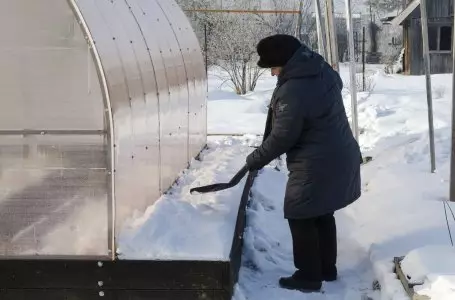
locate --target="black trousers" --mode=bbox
[287,213,337,282]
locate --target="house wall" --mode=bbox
[407,0,453,75]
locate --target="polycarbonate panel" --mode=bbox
[133,0,186,191]
[124,0,170,193]
[0,0,104,131]
[151,1,190,172]
[0,134,108,257]
[156,0,207,159]
[96,0,161,229]
[0,0,109,257]
[111,0,161,212]
[0,0,206,258]
[92,0,142,232]
[168,0,208,153]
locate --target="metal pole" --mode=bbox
[183,9,301,13]
[295,0,303,39]
[314,0,327,59]
[419,0,436,173]
[323,0,333,66]
[362,26,366,91]
[449,0,455,201]
[326,0,339,71]
[204,22,208,76]
[345,0,359,142]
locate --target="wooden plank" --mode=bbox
[390,0,421,26]
[404,25,411,74]
[393,257,431,300]
[104,260,226,290]
[0,289,230,300]
[430,53,453,74]
[0,259,226,290]
[427,0,452,18]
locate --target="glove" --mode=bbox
[246,152,261,172]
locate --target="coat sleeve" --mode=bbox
[246,86,305,170]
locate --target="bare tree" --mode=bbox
[205,6,266,94]
[178,0,307,95]
[364,0,402,14]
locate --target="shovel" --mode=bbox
[190,164,249,195]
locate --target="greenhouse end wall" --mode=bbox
[0,0,207,258]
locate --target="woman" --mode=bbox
[246,34,362,293]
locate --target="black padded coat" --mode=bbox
[246,45,362,219]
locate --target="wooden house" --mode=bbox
[390,0,453,75]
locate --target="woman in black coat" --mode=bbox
[246,34,362,293]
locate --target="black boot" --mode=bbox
[323,266,337,282]
[279,274,322,292]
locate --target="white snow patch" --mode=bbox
[117,136,258,260]
[342,69,455,300]
[207,66,275,135]
[400,245,455,299]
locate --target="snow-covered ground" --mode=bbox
[205,64,455,299]
[117,136,258,260]
[117,62,455,299]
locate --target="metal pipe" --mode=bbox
[295,0,303,39]
[183,9,300,14]
[362,27,366,91]
[326,0,339,71]
[314,0,327,59]
[449,0,455,200]
[323,0,333,65]
[419,0,436,173]
[345,0,359,142]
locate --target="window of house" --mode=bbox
[428,26,438,50]
[440,26,452,51]
[428,25,452,52]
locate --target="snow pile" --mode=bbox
[117,136,259,260]
[400,245,455,299]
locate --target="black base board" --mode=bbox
[0,259,230,300]
[0,290,231,300]
[0,289,230,300]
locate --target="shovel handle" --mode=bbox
[190,164,249,194]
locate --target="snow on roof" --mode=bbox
[390,0,420,26]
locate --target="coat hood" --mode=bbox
[278,45,326,84]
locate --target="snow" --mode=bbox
[207,68,274,135]
[345,70,455,300]
[116,60,455,299]
[401,245,455,299]
[205,65,455,299]
[233,165,378,299]
[117,136,258,260]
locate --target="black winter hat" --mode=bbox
[256,34,302,68]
